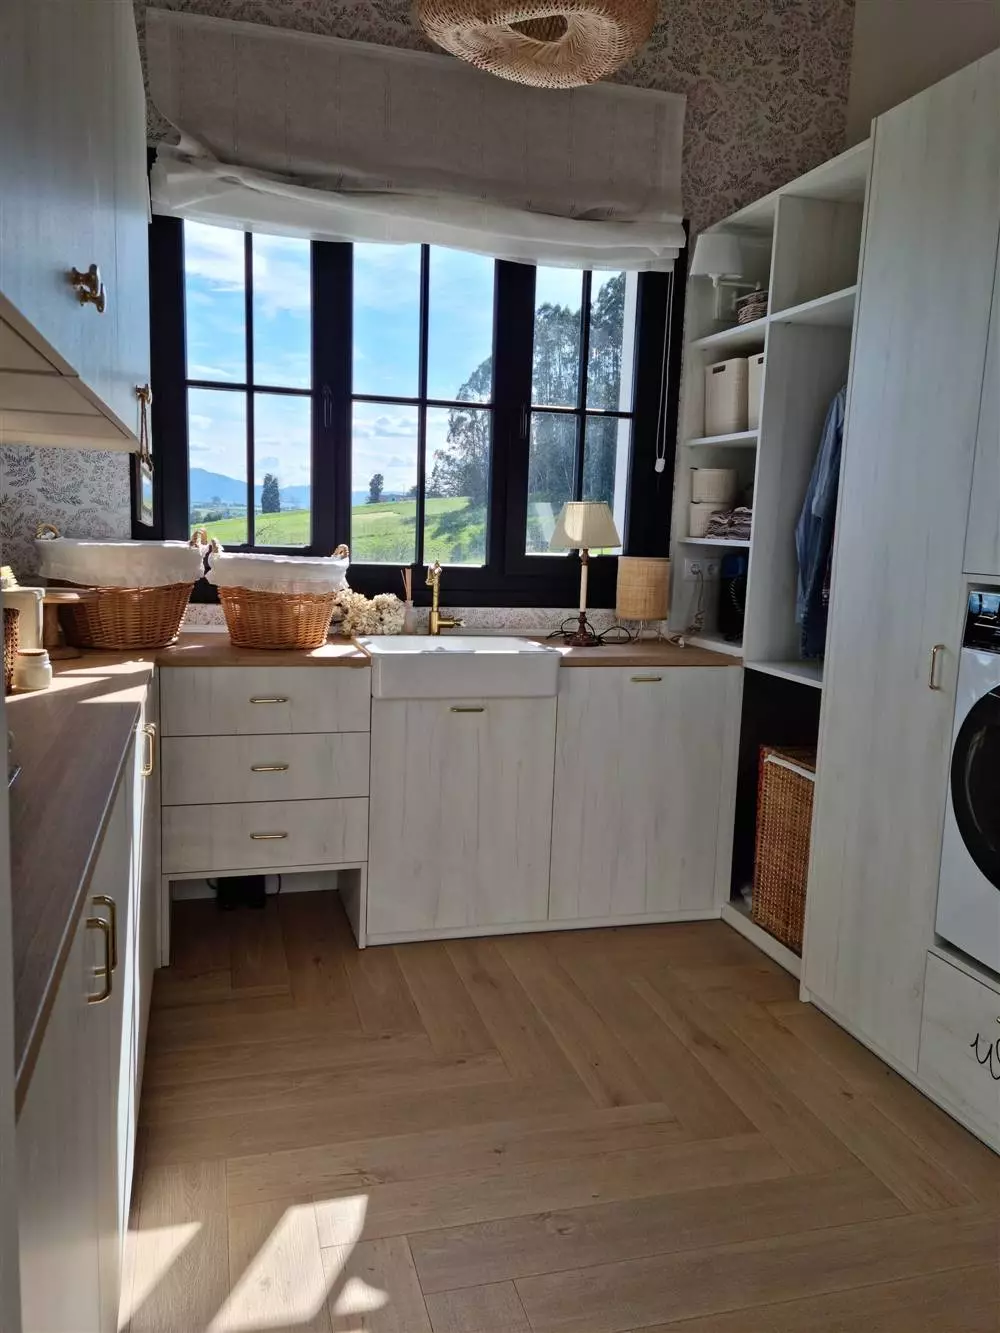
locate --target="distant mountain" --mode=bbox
[190,468,409,511]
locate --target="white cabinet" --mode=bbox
[918,952,1000,1148]
[549,667,740,923]
[964,245,1000,576]
[367,698,556,940]
[803,52,1000,1072]
[0,0,149,449]
[159,667,371,737]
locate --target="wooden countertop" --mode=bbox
[156,633,370,667]
[7,654,154,1108]
[534,639,740,668]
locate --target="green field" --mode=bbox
[196,497,486,565]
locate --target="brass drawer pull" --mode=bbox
[250,696,288,705]
[251,763,290,773]
[450,706,485,713]
[141,722,156,778]
[86,916,112,1004]
[250,831,288,840]
[631,675,663,683]
[92,894,117,971]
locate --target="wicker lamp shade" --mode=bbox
[417,0,657,88]
[616,556,670,621]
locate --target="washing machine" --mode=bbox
[937,591,1000,973]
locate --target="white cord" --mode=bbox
[654,300,671,475]
[667,568,706,647]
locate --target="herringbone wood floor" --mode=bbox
[122,892,1000,1332]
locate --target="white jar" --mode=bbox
[13,648,52,692]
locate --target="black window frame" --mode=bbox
[143,213,685,607]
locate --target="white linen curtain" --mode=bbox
[145,9,686,271]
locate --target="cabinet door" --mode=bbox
[17,910,103,1333]
[136,686,160,1106]
[0,0,118,409]
[804,52,1000,1072]
[964,247,1000,575]
[368,698,556,937]
[550,668,738,922]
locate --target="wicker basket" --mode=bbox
[61,583,194,650]
[752,746,817,954]
[736,288,768,325]
[217,587,337,650]
[3,608,19,694]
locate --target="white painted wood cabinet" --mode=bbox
[963,244,1000,576]
[803,52,1000,1072]
[549,667,740,923]
[367,698,557,939]
[0,0,149,449]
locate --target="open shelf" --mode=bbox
[684,429,759,448]
[721,899,802,979]
[680,536,751,548]
[770,285,857,329]
[684,633,743,658]
[691,317,768,355]
[746,659,824,689]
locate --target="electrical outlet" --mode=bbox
[683,558,721,580]
[704,558,721,579]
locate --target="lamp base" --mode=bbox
[549,612,601,648]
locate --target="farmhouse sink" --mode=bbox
[358,635,562,699]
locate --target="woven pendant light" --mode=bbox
[418,0,658,89]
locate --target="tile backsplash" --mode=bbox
[0,445,132,582]
[182,603,654,636]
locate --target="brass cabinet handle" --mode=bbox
[250,763,289,773]
[630,675,663,683]
[450,706,485,713]
[92,894,118,971]
[250,696,289,705]
[929,644,945,691]
[250,831,288,840]
[141,722,156,778]
[69,263,107,313]
[86,916,112,1004]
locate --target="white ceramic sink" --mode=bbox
[358,635,562,699]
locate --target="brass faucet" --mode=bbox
[426,561,463,635]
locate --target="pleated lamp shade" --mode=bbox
[549,501,621,551]
[616,556,670,621]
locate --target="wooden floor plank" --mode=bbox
[230,901,292,994]
[278,892,362,1019]
[424,1282,531,1333]
[515,1207,997,1333]
[222,1198,332,1333]
[394,940,496,1058]
[633,972,858,1175]
[341,940,425,1037]
[123,1160,229,1333]
[410,1163,896,1294]
[226,1103,684,1209]
[314,1133,789,1248]
[322,1235,431,1332]
[640,1263,1000,1333]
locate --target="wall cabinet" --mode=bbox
[0,0,149,449]
[367,698,557,939]
[803,52,1000,1072]
[549,667,739,922]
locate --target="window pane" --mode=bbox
[183,221,246,383]
[526,411,577,554]
[427,249,494,403]
[587,272,636,412]
[252,234,311,389]
[583,416,629,552]
[351,402,419,563]
[353,243,421,397]
[532,268,583,407]
[188,387,248,544]
[424,406,490,566]
[253,394,311,547]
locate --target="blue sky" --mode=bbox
[183,221,596,499]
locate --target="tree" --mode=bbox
[367,472,385,504]
[260,473,281,513]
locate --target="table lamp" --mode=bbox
[549,501,621,647]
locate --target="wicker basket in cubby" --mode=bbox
[751,746,817,954]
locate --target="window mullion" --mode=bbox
[312,241,352,555]
[494,261,535,575]
[244,231,255,548]
[415,245,431,568]
[573,270,592,502]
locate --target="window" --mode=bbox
[149,217,684,605]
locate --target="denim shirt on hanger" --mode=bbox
[795,386,846,660]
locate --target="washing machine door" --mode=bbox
[951,685,1000,890]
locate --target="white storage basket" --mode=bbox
[690,468,738,505]
[689,501,724,538]
[747,353,765,431]
[34,529,206,589]
[704,357,749,436]
[206,547,350,595]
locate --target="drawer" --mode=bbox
[162,798,369,874]
[161,733,370,806]
[918,952,1000,1146]
[160,667,371,736]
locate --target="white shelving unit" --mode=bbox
[684,429,759,449]
[746,659,824,689]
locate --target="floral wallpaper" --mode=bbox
[0,446,132,582]
[135,0,854,233]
